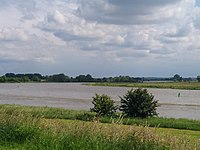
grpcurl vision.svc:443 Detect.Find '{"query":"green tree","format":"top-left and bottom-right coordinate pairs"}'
top-left (173, 74), bottom-right (182, 82)
top-left (32, 75), bottom-right (41, 82)
top-left (22, 76), bottom-right (30, 82)
top-left (197, 76), bottom-right (200, 82)
top-left (91, 94), bottom-right (117, 116)
top-left (120, 88), bottom-right (159, 118)
top-left (74, 74), bottom-right (94, 82)
top-left (47, 73), bottom-right (70, 82)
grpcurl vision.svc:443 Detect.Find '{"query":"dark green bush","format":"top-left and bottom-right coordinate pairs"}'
top-left (90, 94), bottom-right (117, 116)
top-left (120, 88), bottom-right (159, 118)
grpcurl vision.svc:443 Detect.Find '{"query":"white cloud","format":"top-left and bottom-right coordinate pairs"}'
top-left (0, 27), bottom-right (28, 41)
top-left (47, 10), bottom-right (66, 24)
top-left (0, 0), bottom-right (200, 76)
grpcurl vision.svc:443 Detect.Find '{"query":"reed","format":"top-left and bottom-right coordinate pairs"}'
top-left (86, 82), bottom-right (200, 90)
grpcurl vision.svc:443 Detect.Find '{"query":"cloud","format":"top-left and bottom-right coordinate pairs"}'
top-left (53, 30), bottom-right (95, 42)
top-left (0, 27), bottom-right (28, 41)
top-left (0, 0), bottom-right (200, 76)
top-left (47, 10), bottom-right (66, 24)
top-left (32, 0), bottom-right (200, 67)
top-left (77, 0), bottom-right (183, 25)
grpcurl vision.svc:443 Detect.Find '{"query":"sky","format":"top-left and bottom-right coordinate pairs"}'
top-left (0, 0), bottom-right (200, 77)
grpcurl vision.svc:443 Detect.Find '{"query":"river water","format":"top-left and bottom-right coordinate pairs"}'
top-left (0, 83), bottom-right (200, 120)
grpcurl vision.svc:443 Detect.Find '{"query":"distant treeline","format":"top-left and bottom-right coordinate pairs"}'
top-left (0, 73), bottom-right (143, 83)
top-left (0, 73), bottom-right (197, 83)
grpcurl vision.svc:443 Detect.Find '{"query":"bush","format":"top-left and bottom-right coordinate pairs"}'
top-left (120, 88), bottom-right (159, 118)
top-left (90, 94), bottom-right (117, 116)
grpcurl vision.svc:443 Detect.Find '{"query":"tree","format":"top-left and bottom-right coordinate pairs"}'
top-left (173, 74), bottom-right (182, 82)
top-left (197, 76), bottom-right (200, 82)
top-left (90, 94), bottom-right (117, 116)
top-left (120, 88), bottom-right (159, 118)
top-left (74, 74), bottom-right (94, 82)
top-left (22, 76), bottom-right (30, 82)
top-left (85, 74), bottom-right (94, 82)
top-left (47, 73), bottom-right (70, 82)
top-left (32, 75), bottom-right (41, 82)
top-left (5, 73), bottom-right (15, 78)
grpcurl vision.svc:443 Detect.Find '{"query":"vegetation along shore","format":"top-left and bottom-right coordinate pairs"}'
top-left (0, 104), bottom-right (200, 149)
top-left (87, 82), bottom-right (200, 90)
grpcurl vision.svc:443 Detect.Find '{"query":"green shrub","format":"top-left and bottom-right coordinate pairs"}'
top-left (120, 88), bottom-right (159, 118)
top-left (90, 94), bottom-right (117, 116)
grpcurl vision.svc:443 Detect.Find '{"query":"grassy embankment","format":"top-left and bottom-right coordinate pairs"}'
top-left (0, 104), bottom-right (200, 149)
top-left (86, 82), bottom-right (200, 90)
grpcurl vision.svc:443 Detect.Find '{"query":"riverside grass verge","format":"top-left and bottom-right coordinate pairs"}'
top-left (1, 104), bottom-right (200, 131)
top-left (0, 113), bottom-right (169, 150)
top-left (1, 104), bottom-right (200, 132)
top-left (0, 111), bottom-right (199, 150)
top-left (86, 82), bottom-right (200, 90)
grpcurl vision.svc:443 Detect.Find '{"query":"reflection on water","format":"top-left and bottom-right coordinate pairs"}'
top-left (0, 83), bottom-right (200, 120)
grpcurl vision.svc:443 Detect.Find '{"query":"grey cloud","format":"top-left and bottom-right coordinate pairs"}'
top-left (80, 43), bottom-right (102, 51)
top-left (0, 0), bottom-right (37, 20)
top-left (46, 10), bottom-right (66, 24)
top-left (107, 0), bottom-right (180, 6)
top-left (159, 29), bottom-right (191, 44)
top-left (150, 48), bottom-right (175, 55)
top-left (164, 27), bottom-right (191, 38)
top-left (77, 0), bottom-right (180, 25)
top-left (53, 30), bottom-right (95, 42)
top-left (194, 9), bottom-right (200, 30)
top-left (116, 49), bottom-right (150, 58)
top-left (17, 1), bottom-right (37, 19)
top-left (103, 41), bottom-right (150, 51)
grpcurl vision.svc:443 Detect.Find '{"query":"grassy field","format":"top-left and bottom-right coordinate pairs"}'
top-left (86, 82), bottom-right (200, 90)
top-left (0, 114), bottom-right (189, 150)
top-left (1, 104), bottom-right (200, 131)
top-left (0, 104), bottom-right (200, 149)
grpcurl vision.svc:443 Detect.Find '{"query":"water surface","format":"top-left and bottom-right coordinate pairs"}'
top-left (0, 83), bottom-right (200, 119)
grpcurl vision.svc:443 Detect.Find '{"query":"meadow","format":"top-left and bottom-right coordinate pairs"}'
top-left (86, 82), bottom-right (200, 90)
top-left (0, 104), bottom-right (200, 149)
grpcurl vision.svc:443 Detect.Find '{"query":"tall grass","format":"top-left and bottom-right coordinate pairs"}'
top-left (86, 82), bottom-right (200, 90)
top-left (0, 113), bottom-right (178, 150)
top-left (0, 113), bottom-right (40, 149)
top-left (1, 104), bottom-right (200, 131)
top-left (0, 104), bottom-right (199, 149)
top-left (100, 116), bottom-right (200, 131)
top-left (0, 104), bottom-right (96, 120)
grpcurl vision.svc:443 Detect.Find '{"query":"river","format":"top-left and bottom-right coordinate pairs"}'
top-left (0, 83), bottom-right (200, 120)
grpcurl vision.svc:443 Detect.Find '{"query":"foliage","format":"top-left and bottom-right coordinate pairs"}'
top-left (47, 73), bottom-right (70, 82)
top-left (173, 74), bottom-right (182, 82)
top-left (0, 106), bottom-right (197, 149)
top-left (90, 94), bottom-right (117, 116)
top-left (103, 76), bottom-right (142, 82)
top-left (0, 114), bottom-right (39, 146)
top-left (73, 74), bottom-right (94, 82)
top-left (88, 81), bottom-right (200, 90)
top-left (0, 113), bottom-right (179, 150)
top-left (120, 88), bottom-right (159, 118)
top-left (0, 72), bottom-right (198, 83)
top-left (0, 73), bottom-right (43, 83)
top-left (197, 76), bottom-right (200, 82)
top-left (2, 104), bottom-right (200, 131)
